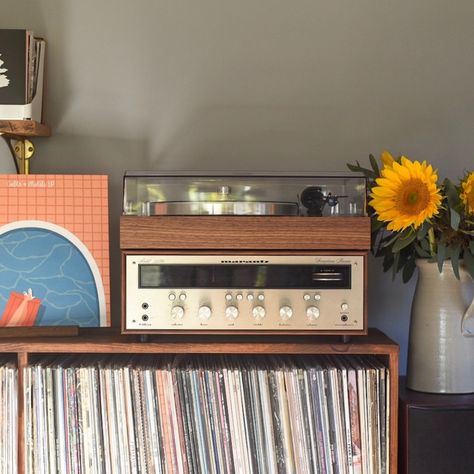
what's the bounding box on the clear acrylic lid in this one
[123,171,367,217]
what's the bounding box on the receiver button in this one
[198,305,212,321]
[306,306,320,321]
[225,306,239,320]
[252,305,266,321]
[341,303,349,311]
[170,306,185,320]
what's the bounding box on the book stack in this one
[24,354,390,473]
[0,29,45,121]
[0,356,18,474]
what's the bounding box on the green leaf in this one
[444,178,460,208]
[392,251,400,280]
[417,221,430,240]
[347,163,378,179]
[382,252,394,272]
[369,154,380,175]
[450,208,461,231]
[392,233,417,253]
[347,162,362,172]
[420,238,431,252]
[371,218,385,232]
[381,232,401,249]
[414,243,431,258]
[449,244,461,279]
[464,250,474,281]
[437,242,447,273]
[470,241,474,254]
[402,258,417,283]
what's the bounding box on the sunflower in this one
[460,172,474,214]
[380,150,395,169]
[369,156,442,231]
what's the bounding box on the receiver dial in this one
[198,305,212,321]
[252,305,266,321]
[306,306,320,321]
[279,305,293,321]
[170,305,185,320]
[225,305,239,320]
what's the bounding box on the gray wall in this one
[2,0,474,373]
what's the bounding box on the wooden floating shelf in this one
[0,119,51,138]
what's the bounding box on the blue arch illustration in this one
[0,220,106,326]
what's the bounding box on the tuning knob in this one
[306,306,320,321]
[170,305,185,320]
[279,305,293,321]
[198,305,212,321]
[252,305,266,321]
[225,305,239,320]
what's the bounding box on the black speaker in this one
[399,377,474,474]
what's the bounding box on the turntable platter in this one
[149,201,299,216]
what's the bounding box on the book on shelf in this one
[0,29,45,122]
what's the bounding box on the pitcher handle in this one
[461,297,474,337]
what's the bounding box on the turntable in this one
[120,172,371,335]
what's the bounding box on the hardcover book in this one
[0,174,110,327]
[0,29,45,121]
[0,29,29,104]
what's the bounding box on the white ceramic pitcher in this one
[406,259,474,393]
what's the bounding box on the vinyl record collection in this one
[24,354,389,474]
[0,356,18,474]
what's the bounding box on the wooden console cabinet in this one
[0,328,398,473]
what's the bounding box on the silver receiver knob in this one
[225,305,239,320]
[279,305,293,321]
[252,305,266,321]
[170,306,185,320]
[198,305,212,321]
[306,306,320,321]
[341,303,349,311]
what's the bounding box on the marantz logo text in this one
[221,259,269,264]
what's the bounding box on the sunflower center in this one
[395,179,431,215]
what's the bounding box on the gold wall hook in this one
[13,138,35,175]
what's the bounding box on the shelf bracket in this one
[1,134,35,174]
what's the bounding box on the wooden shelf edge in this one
[0,327,399,354]
[0,120,51,138]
